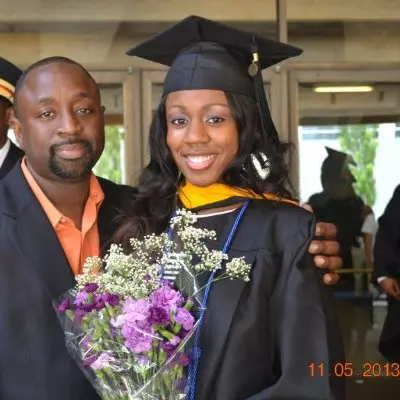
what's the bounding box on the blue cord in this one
[187,200,250,400]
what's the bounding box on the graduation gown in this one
[0,164,135,400]
[190,199,345,400]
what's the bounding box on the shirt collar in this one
[20,157,104,228]
[0,138,11,169]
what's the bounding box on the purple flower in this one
[112,299,149,327]
[151,284,183,313]
[122,320,154,354]
[81,336,93,352]
[57,298,71,313]
[123,299,149,318]
[148,306,170,325]
[73,309,86,325]
[111,299,154,354]
[73,291,89,306]
[102,293,120,307]
[90,352,115,370]
[83,354,97,368]
[179,328,191,339]
[161,342,176,354]
[94,295,106,311]
[84,283,99,293]
[175,308,195,331]
[81,302,96,312]
[169,335,180,346]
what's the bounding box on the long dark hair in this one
[114,92,296,248]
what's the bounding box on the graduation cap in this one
[0,57,22,104]
[127,15,302,143]
[321,146,356,185]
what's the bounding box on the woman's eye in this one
[171,118,187,126]
[207,116,225,124]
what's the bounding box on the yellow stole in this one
[178,181,298,210]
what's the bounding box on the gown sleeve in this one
[249,213,346,400]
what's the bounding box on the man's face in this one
[12,62,105,181]
[0,98,11,146]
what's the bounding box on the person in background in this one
[309,147,367,291]
[0,57,23,179]
[362,210,378,274]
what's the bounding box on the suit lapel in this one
[0,142,24,179]
[97,184,119,257]
[98,198,114,257]
[3,165,76,300]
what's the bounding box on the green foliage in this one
[339,124,378,207]
[93,125,123,183]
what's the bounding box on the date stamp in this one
[308,362,400,378]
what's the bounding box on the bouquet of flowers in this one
[55,210,251,400]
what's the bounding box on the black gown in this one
[186,198,345,400]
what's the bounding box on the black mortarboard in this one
[322,147,356,184]
[0,57,22,104]
[127,15,302,143]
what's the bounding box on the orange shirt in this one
[21,158,104,275]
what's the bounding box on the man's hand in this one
[302,204,342,285]
[379,277,400,300]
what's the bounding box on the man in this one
[373,185,400,361]
[0,56,23,178]
[0,57,135,399]
[0,56,341,399]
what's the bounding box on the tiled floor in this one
[334,298,400,399]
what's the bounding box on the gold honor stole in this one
[178,181,298,210]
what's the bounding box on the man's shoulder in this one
[380,185,400,218]
[97,177,137,196]
[96,177,137,212]
[391,185,400,201]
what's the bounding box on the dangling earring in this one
[251,152,270,180]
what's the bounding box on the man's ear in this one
[8,108,24,150]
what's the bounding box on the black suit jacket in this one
[373,185,400,282]
[194,200,345,400]
[0,164,135,399]
[373,186,400,361]
[0,141,24,179]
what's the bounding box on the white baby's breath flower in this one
[76,206,251,300]
[225,257,251,282]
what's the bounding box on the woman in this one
[117,16,344,400]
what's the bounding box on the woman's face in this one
[165,89,239,187]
